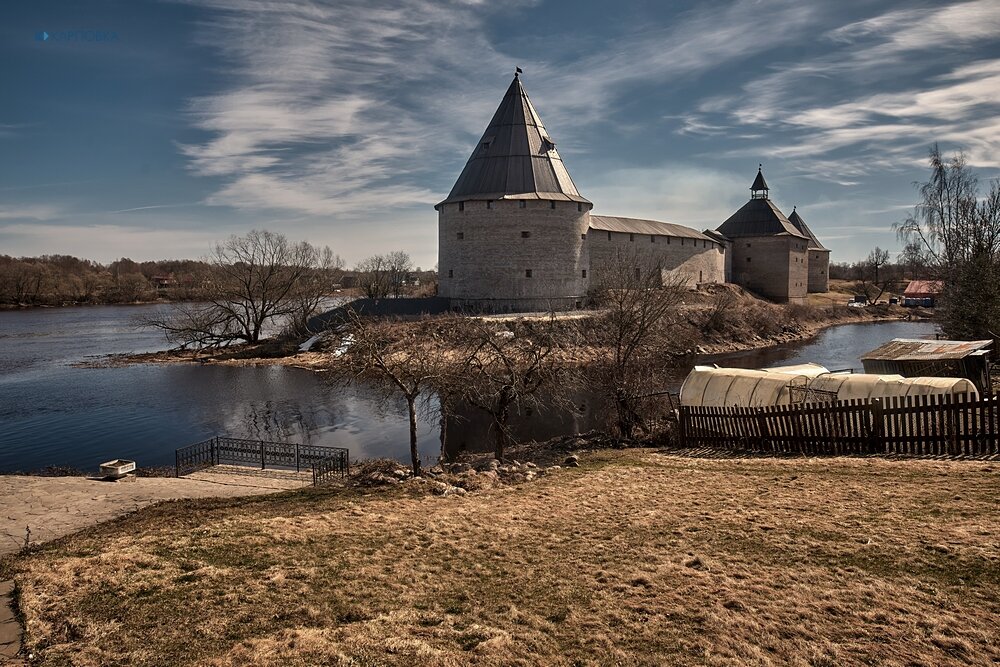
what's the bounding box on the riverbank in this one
[7,447,998,666]
[101,290,920,371]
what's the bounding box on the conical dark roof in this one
[787,208,827,251]
[750,167,769,194]
[716,198,808,239]
[437,75,589,206]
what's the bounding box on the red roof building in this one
[903,280,943,299]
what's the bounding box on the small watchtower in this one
[715,166,810,303]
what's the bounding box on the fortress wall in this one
[587,229,726,289]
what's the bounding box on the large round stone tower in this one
[436,73,591,312]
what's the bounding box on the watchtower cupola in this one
[750,165,769,200]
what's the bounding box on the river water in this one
[0,305,937,473]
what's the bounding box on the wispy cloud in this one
[174,0,834,219]
[110,203,200,214]
[0,205,63,221]
[175,0,519,217]
[684,1,1000,180]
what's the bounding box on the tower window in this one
[582,269,587,278]
[746,257,751,263]
[458,202,464,212]
[487,201,494,209]
[699,271,703,282]
[550,201,556,209]
[680,238,684,246]
[448,269,453,278]
[519,200,526,209]
[581,233,587,240]
[746,242,751,248]
[525,269,533,278]
[607,231,612,241]
[457,232,464,240]
[635,268,641,279]
[650,235,655,243]
[521,231,530,238]
[667,237,671,244]
[629,234,634,242]
[577,203,583,212]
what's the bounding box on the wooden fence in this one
[678,392,999,457]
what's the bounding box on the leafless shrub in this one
[587,248,687,439]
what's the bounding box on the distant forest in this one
[0,255,215,306]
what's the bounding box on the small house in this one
[902,280,943,307]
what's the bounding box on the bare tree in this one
[453,318,565,460]
[356,251,413,300]
[588,247,688,439]
[895,145,1000,338]
[286,247,344,336]
[141,230,335,347]
[855,246,891,305]
[331,314,454,475]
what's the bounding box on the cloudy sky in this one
[2,0,999,268]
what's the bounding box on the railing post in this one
[175,449,180,478]
[260,440,266,469]
[295,444,300,472]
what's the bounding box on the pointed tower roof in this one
[437,74,589,206]
[716,166,807,239]
[750,165,769,199]
[787,207,828,251]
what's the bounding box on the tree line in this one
[0,255,215,306]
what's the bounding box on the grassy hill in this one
[8,450,999,666]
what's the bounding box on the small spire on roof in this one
[750,164,769,199]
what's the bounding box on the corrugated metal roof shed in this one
[437,74,589,206]
[589,215,714,241]
[861,338,992,361]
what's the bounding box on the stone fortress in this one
[436,73,829,311]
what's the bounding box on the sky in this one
[1,0,999,269]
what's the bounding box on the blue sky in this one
[2,0,999,269]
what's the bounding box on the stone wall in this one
[438,198,590,311]
[728,235,809,303]
[587,229,726,288]
[807,249,830,293]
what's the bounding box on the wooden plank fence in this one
[678,392,999,457]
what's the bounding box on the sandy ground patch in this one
[0,468,310,555]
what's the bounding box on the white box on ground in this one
[99,459,136,480]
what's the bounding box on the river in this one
[0,305,937,473]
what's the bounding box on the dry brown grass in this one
[13,451,1000,666]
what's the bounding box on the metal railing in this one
[175,436,349,485]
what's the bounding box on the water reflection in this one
[0,305,938,471]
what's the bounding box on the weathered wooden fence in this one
[678,392,999,457]
[175,436,349,485]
